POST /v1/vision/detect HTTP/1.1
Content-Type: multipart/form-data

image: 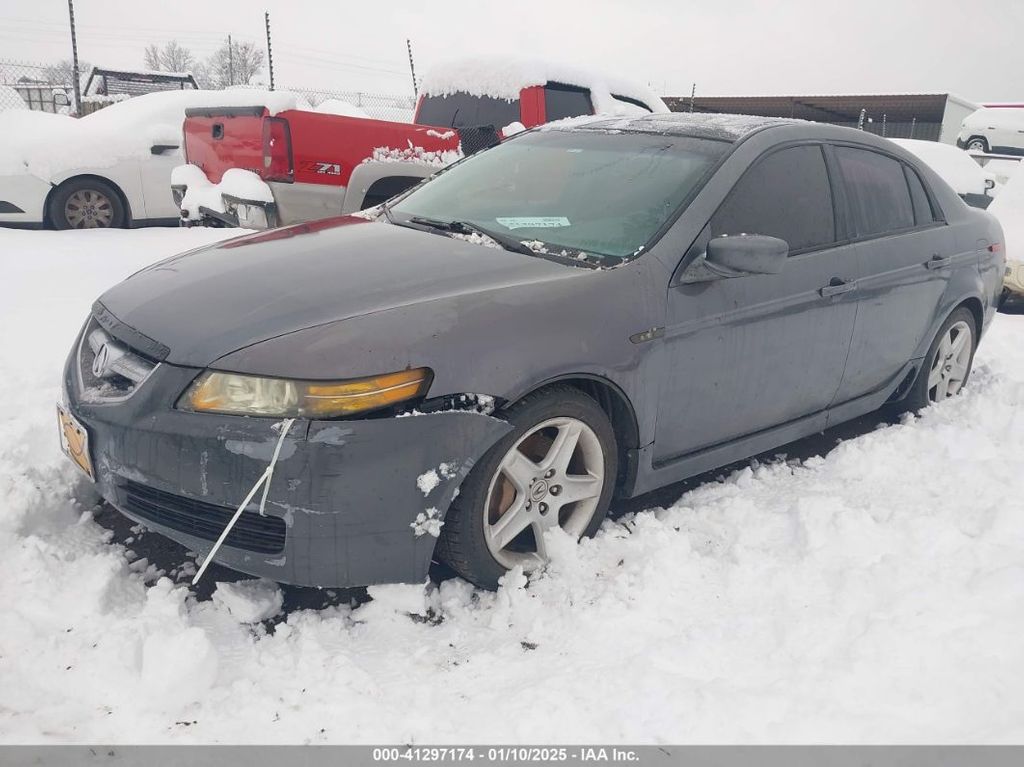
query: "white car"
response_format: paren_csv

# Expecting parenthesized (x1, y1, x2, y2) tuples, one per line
(957, 107, 1024, 156)
(0, 89, 298, 230)
(890, 138, 999, 209)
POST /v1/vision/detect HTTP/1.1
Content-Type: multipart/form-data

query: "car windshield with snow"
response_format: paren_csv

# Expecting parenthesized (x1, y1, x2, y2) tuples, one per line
(58, 113, 1005, 590)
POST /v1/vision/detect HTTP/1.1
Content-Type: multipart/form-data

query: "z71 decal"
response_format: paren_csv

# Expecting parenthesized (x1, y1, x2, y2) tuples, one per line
(299, 161, 342, 176)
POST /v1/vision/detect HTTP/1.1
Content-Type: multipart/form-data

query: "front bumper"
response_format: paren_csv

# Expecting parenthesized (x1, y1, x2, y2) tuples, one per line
(0, 173, 50, 226)
(63, 337, 510, 587)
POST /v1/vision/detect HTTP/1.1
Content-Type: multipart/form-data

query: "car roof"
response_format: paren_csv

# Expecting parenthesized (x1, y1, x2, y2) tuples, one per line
(550, 112, 806, 142)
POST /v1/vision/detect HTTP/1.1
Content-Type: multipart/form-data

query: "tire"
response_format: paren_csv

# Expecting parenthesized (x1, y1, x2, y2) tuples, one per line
(48, 177, 127, 230)
(437, 386, 618, 589)
(965, 136, 989, 153)
(893, 307, 977, 414)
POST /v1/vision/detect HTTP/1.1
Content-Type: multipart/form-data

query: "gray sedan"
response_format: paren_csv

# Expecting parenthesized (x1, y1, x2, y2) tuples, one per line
(59, 113, 1006, 589)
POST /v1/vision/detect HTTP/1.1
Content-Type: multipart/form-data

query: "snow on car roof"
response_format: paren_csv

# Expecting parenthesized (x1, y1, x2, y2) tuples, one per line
(546, 111, 805, 141)
(419, 55, 669, 116)
(890, 138, 992, 196)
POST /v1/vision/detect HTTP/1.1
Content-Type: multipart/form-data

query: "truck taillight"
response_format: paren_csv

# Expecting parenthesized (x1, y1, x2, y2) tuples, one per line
(262, 117, 293, 183)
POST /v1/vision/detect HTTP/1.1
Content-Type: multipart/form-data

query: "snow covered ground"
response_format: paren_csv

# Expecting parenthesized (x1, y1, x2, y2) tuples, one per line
(1, 225, 1023, 744)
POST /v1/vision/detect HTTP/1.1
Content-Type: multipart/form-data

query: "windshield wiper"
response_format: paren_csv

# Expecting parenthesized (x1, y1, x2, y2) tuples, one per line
(407, 216, 536, 256)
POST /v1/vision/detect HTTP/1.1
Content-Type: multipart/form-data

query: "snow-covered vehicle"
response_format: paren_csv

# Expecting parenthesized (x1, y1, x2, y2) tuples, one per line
(890, 138, 999, 209)
(957, 107, 1024, 156)
(987, 164, 1024, 310)
(173, 57, 668, 229)
(0, 89, 297, 230)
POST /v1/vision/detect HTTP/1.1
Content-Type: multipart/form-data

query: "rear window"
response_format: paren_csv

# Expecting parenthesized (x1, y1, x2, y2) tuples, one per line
(904, 166, 936, 225)
(416, 92, 520, 129)
(544, 84, 593, 122)
(835, 147, 915, 237)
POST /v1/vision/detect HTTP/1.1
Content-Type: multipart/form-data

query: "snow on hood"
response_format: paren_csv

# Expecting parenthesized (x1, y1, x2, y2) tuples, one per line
(0, 89, 304, 181)
(420, 55, 669, 116)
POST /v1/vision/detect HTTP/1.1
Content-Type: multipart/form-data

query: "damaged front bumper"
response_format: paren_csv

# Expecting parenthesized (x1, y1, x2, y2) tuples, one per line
(174, 184, 280, 229)
(62, 347, 511, 588)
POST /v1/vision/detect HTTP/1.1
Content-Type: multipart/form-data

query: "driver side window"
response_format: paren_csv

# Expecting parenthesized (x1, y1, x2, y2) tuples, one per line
(712, 145, 836, 255)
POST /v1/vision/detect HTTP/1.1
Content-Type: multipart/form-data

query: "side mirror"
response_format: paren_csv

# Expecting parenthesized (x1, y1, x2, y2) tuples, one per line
(680, 234, 789, 284)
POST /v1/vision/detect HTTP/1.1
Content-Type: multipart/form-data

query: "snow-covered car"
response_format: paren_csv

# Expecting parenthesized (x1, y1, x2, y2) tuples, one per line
(957, 107, 1024, 156)
(0, 89, 299, 230)
(987, 163, 1024, 309)
(890, 138, 999, 209)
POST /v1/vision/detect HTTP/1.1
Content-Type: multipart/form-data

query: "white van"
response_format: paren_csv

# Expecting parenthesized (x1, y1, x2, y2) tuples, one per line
(958, 107, 1024, 155)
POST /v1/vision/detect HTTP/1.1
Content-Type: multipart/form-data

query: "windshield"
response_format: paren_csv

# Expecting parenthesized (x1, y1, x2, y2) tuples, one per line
(390, 129, 729, 261)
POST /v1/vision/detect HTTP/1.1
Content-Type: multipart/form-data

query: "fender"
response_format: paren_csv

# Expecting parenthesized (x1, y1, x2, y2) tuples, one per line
(342, 161, 436, 214)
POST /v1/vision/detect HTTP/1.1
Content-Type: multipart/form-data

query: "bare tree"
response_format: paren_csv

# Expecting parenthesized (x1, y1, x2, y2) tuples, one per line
(41, 58, 91, 87)
(203, 38, 264, 88)
(144, 40, 196, 73)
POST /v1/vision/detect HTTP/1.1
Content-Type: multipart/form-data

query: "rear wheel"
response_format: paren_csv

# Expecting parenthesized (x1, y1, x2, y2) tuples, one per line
(437, 386, 617, 589)
(48, 178, 126, 230)
(965, 136, 989, 153)
(895, 307, 977, 414)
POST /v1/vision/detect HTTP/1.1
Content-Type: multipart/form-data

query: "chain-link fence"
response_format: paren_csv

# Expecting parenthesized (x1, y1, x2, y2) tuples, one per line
(1, 58, 416, 122)
(0, 59, 76, 113)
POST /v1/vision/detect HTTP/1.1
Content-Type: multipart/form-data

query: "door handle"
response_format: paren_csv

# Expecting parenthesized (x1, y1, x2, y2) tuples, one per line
(925, 254, 953, 270)
(819, 277, 856, 298)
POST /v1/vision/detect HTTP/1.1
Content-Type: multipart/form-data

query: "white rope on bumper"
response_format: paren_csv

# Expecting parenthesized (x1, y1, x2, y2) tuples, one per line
(191, 417, 296, 587)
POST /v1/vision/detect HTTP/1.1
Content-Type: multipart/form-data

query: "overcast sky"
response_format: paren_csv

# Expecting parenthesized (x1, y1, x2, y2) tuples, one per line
(2, 0, 1022, 103)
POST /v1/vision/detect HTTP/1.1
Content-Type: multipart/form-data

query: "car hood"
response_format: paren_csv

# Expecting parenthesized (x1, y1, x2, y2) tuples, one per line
(97, 217, 578, 368)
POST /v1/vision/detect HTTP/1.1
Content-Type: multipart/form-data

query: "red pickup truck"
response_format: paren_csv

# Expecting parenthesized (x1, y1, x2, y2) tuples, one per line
(173, 60, 667, 228)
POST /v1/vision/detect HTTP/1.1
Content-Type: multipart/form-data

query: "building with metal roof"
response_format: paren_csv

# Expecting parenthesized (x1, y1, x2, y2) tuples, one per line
(663, 93, 978, 144)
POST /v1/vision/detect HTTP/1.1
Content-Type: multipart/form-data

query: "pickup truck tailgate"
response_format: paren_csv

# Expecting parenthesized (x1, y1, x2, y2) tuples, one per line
(182, 106, 268, 184)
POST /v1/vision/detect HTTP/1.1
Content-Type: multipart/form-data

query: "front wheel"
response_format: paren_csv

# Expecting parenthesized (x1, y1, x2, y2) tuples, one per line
(895, 307, 977, 414)
(48, 178, 127, 230)
(437, 386, 618, 589)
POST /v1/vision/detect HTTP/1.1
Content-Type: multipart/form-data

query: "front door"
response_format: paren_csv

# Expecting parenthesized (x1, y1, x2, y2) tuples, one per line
(654, 144, 859, 464)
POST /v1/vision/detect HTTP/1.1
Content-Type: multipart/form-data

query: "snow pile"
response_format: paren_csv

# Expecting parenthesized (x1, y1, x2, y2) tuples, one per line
(0, 84, 28, 111)
(0, 89, 304, 181)
(892, 138, 996, 196)
(314, 99, 369, 118)
(1, 226, 1024, 742)
(173, 165, 274, 221)
(989, 164, 1024, 263)
(420, 56, 669, 116)
(368, 143, 462, 167)
(212, 580, 284, 624)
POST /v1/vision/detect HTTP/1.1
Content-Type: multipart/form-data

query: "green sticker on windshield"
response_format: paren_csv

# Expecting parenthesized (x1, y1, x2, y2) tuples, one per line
(495, 217, 571, 230)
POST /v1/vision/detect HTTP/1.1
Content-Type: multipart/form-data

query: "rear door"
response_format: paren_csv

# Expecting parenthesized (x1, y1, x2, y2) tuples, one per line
(655, 143, 860, 462)
(829, 145, 950, 403)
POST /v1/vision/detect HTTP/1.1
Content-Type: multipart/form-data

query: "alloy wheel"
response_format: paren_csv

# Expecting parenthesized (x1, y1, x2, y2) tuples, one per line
(927, 320, 972, 401)
(483, 416, 605, 569)
(65, 189, 114, 229)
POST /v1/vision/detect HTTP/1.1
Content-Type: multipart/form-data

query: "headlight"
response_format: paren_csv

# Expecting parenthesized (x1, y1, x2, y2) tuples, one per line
(178, 368, 432, 418)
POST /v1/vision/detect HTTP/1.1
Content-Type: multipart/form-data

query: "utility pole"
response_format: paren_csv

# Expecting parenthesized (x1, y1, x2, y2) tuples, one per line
(857, 108, 866, 131)
(406, 38, 417, 97)
(264, 12, 275, 90)
(228, 34, 234, 86)
(689, 83, 696, 113)
(910, 116, 916, 139)
(67, 0, 82, 115)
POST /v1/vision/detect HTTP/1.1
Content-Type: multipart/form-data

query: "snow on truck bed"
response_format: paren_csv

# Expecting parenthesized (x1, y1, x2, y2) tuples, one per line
(420, 55, 670, 116)
(0, 216, 1023, 742)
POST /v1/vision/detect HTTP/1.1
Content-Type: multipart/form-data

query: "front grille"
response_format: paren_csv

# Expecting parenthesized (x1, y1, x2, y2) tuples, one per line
(77, 317, 157, 403)
(124, 481, 287, 555)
